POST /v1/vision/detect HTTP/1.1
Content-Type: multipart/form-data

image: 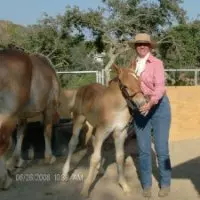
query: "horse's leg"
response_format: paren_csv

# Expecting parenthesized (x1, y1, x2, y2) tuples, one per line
(0, 118, 16, 190)
(0, 158, 11, 189)
(7, 119, 27, 169)
(0, 158, 12, 190)
(62, 114, 85, 180)
(113, 128, 131, 193)
(80, 127, 110, 197)
(43, 109, 56, 164)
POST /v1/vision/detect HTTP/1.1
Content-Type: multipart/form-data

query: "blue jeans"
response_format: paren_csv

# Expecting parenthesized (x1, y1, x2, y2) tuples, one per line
(133, 95, 171, 189)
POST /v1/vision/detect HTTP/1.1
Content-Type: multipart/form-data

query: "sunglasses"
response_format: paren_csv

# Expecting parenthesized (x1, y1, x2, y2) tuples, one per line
(135, 43, 151, 47)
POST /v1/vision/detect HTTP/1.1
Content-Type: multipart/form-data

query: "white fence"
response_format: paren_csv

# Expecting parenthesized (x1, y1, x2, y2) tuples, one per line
(165, 69, 200, 85)
(57, 70, 102, 83)
(56, 69, 200, 86)
(56, 70, 105, 86)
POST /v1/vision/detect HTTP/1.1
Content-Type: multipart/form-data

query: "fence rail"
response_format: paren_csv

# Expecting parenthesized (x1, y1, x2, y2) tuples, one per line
(164, 69, 200, 85)
(56, 69, 200, 86)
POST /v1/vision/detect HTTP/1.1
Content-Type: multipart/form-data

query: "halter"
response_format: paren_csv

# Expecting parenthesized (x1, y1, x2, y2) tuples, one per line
(117, 77, 143, 115)
(118, 78, 142, 99)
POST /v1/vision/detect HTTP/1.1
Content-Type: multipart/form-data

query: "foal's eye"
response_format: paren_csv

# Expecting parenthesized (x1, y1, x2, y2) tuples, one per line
(123, 85, 128, 88)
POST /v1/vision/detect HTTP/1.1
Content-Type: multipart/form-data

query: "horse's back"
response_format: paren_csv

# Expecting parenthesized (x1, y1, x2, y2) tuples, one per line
(0, 49, 33, 114)
(74, 83, 106, 115)
(30, 54, 57, 78)
(0, 49, 33, 87)
(21, 53, 60, 115)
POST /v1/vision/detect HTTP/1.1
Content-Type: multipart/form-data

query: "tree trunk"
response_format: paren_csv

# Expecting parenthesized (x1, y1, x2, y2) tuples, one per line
(104, 54, 118, 86)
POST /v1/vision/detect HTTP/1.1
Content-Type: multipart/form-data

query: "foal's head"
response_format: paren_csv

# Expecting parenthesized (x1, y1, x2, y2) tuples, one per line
(112, 64, 146, 109)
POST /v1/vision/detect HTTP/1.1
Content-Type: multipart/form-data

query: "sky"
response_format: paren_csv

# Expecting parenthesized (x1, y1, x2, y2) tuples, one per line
(0, 0, 199, 26)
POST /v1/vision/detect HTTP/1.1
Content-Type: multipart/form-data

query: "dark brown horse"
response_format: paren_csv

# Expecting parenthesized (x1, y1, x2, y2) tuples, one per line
(0, 49, 60, 189)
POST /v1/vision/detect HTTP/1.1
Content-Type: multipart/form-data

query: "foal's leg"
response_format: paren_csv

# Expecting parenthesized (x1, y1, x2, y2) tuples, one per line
(92, 135, 105, 175)
(43, 109, 56, 164)
(84, 121, 93, 146)
(113, 128, 131, 193)
(62, 114, 85, 180)
(81, 127, 110, 197)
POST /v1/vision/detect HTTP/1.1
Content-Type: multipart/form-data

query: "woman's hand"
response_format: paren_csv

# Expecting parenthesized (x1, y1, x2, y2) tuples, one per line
(139, 102, 153, 116)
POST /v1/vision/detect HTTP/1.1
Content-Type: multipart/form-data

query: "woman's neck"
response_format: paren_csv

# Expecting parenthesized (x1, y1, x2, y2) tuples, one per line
(137, 52, 150, 60)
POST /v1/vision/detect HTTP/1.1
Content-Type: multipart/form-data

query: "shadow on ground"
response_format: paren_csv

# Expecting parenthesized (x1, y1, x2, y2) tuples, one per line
(172, 156, 200, 194)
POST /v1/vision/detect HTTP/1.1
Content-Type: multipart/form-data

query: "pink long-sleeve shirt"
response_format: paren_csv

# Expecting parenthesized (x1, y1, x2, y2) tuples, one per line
(131, 54, 166, 105)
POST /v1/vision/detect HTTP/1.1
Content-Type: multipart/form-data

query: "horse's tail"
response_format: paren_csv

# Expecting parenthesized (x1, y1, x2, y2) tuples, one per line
(51, 76, 61, 124)
(59, 89, 78, 119)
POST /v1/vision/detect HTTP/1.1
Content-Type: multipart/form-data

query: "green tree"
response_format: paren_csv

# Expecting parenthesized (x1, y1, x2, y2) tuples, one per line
(1, 1, 190, 86)
(159, 20, 200, 69)
(58, 0, 186, 84)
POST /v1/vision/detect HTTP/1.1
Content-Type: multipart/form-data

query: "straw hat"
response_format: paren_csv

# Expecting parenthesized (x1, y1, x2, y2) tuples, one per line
(128, 33, 156, 49)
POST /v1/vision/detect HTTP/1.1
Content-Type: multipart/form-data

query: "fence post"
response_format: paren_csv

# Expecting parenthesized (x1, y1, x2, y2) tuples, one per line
(96, 71, 99, 83)
(101, 69, 105, 85)
(194, 70, 198, 85)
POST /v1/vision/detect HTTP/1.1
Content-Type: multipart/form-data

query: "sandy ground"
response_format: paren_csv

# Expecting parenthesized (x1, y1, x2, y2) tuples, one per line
(167, 86, 200, 142)
(1, 136, 200, 200)
(1, 86, 200, 200)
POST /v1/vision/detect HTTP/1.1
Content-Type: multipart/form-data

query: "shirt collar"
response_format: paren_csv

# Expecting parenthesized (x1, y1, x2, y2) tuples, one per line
(146, 53, 156, 63)
(136, 53, 155, 63)
(136, 52, 150, 62)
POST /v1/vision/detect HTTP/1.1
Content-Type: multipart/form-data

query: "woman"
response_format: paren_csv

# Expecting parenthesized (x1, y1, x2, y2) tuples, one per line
(128, 33, 172, 198)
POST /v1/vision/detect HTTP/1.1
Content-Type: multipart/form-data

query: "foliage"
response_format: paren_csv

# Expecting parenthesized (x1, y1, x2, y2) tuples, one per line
(159, 20, 200, 69)
(1, 0, 200, 86)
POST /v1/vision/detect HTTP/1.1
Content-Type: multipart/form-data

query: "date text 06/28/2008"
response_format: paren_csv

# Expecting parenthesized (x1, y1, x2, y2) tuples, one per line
(15, 173, 84, 182)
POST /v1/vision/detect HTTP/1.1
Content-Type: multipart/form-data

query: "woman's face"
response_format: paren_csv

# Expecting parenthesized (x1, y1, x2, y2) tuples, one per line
(135, 43, 151, 58)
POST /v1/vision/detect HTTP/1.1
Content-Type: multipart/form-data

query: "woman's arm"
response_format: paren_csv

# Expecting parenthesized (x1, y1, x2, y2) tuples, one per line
(149, 60, 166, 105)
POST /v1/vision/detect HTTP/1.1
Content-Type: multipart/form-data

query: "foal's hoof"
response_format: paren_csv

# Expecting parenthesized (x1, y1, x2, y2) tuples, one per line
(80, 189, 89, 198)
(0, 175, 13, 190)
(44, 155, 56, 164)
(119, 182, 131, 194)
(124, 185, 131, 194)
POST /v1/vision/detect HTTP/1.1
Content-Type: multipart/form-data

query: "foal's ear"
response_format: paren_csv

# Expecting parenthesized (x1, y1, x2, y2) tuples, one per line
(112, 63, 121, 75)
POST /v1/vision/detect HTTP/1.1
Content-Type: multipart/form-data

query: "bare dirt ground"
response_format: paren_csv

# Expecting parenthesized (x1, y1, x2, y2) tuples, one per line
(1, 86, 200, 200)
(1, 136, 200, 200)
(167, 86, 200, 142)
